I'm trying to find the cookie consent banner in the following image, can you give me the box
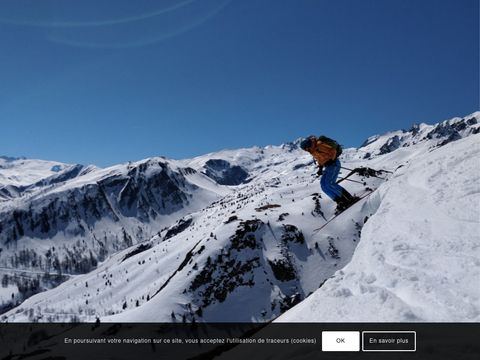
[1,323,479,359]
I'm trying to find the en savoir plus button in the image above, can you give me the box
[362,331,416,352]
[321,331,360,352]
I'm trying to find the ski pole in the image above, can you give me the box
[342,178,366,185]
[341,166,393,174]
[337,177,366,185]
[337,173,358,184]
[337,168,357,183]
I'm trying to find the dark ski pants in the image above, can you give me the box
[320,159,350,202]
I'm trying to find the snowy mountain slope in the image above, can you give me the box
[1,111,478,322]
[346,112,479,160]
[0,156,66,188]
[1,156,383,322]
[277,133,480,322]
[0,157,95,202]
[182,142,305,185]
[0,157,230,312]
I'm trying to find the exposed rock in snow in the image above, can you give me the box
[202,159,249,185]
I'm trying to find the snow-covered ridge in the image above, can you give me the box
[354,112,479,159]
[0,157,74,189]
[0,111,478,322]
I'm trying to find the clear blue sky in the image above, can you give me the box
[0,0,478,166]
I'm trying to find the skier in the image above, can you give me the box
[300,135,359,213]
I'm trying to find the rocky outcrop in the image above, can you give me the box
[202,159,249,185]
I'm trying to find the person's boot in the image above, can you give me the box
[340,189,355,203]
[334,198,349,214]
[335,190,360,214]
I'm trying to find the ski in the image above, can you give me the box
[312,190,375,234]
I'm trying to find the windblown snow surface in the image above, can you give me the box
[0,112,479,323]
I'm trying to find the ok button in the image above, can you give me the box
[322,331,360,352]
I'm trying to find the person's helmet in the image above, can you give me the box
[300,136,315,151]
